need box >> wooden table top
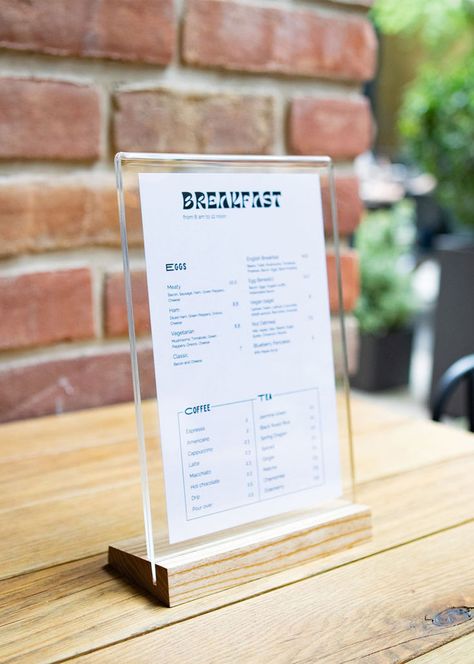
[1,395,473,663]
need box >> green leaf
[354,202,417,335]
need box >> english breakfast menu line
[139,172,341,543]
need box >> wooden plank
[0,400,469,507]
[72,521,474,663]
[0,440,143,511]
[412,632,474,663]
[1,397,471,519]
[109,504,372,606]
[0,481,143,580]
[354,417,474,484]
[349,392,414,436]
[1,421,471,582]
[1,453,473,664]
[2,397,472,494]
[0,402,141,461]
[2,413,470,516]
[1,407,471,580]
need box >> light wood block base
[108,503,372,606]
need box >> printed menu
[138,172,341,543]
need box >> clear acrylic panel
[115,153,355,584]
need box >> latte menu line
[138,171,342,543]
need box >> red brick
[0,78,101,160]
[326,249,359,312]
[113,88,274,154]
[0,172,360,257]
[183,0,377,81]
[0,0,175,64]
[0,175,141,257]
[289,97,373,159]
[105,271,150,337]
[322,175,363,236]
[332,315,359,378]
[0,269,94,351]
[334,176,364,236]
[0,347,155,422]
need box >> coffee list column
[178,399,260,520]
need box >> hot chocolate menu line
[138,171,342,543]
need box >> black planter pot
[351,328,414,392]
[430,241,474,416]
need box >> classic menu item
[138,172,341,543]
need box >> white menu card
[138,172,341,543]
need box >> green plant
[399,58,474,228]
[354,202,416,335]
[372,0,474,54]
[373,0,474,229]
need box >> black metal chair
[431,354,474,432]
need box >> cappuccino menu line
[139,172,341,543]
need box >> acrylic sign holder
[109,154,371,607]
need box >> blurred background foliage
[400,59,474,228]
[372,0,474,228]
[372,0,474,54]
[354,202,417,335]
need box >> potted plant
[351,202,417,391]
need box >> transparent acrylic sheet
[115,153,355,585]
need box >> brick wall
[0,0,375,423]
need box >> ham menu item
[139,172,341,543]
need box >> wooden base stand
[108,503,371,606]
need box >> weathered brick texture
[0,176,120,256]
[105,271,150,337]
[113,89,274,154]
[332,316,359,377]
[0,269,94,351]
[334,177,364,236]
[183,0,377,81]
[326,249,360,313]
[0,173,362,260]
[321,176,363,237]
[0,0,176,64]
[0,348,155,423]
[289,97,373,159]
[0,0,374,421]
[0,78,101,160]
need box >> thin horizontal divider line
[273,386,317,397]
